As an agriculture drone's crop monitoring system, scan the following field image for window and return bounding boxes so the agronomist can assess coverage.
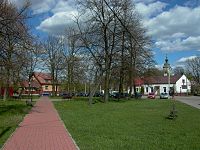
[146,87,148,93]
[136,88,138,92]
[163,87,166,93]
[182,79,185,85]
[182,85,187,89]
[151,87,154,93]
[45,86,48,90]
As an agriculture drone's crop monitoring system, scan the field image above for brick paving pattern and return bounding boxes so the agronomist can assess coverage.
[3,97,78,150]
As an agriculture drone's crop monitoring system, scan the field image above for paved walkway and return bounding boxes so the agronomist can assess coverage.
[175,96,200,109]
[3,97,78,150]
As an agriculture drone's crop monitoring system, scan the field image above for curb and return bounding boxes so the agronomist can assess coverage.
[52,101,80,150]
[1,99,39,150]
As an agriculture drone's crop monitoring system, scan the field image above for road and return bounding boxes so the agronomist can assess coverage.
[175,96,200,109]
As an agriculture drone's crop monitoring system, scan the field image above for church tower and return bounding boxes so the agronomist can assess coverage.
[163,55,171,76]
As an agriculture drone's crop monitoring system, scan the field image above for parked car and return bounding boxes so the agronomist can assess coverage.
[62,93,72,99]
[94,92,104,97]
[111,92,129,99]
[42,92,51,96]
[148,92,156,99]
[134,92,142,99]
[160,92,169,99]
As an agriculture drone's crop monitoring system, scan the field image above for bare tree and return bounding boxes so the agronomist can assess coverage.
[43,36,65,96]
[63,27,86,94]
[173,66,185,75]
[76,0,123,102]
[72,0,155,102]
[186,56,200,94]
[102,0,155,97]
[0,0,32,100]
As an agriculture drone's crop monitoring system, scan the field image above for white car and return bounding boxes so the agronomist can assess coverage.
[160,93,169,99]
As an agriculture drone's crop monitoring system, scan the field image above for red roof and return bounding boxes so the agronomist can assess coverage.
[134,75,182,85]
[34,72,52,85]
[143,75,182,84]
[134,78,144,86]
[21,80,41,88]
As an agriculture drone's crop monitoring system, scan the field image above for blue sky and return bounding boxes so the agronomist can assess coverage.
[11,0,200,69]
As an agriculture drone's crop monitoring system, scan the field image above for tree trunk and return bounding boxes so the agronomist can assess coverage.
[3,88,7,101]
[128,43,134,97]
[88,71,103,105]
[52,69,55,97]
[3,68,10,100]
[119,31,125,98]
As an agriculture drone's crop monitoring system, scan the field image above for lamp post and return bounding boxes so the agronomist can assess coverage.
[163,56,177,119]
[186,78,188,96]
[28,72,33,103]
[163,56,171,96]
[28,80,31,100]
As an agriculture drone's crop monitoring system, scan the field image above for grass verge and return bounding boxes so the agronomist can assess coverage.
[0,100,33,148]
[54,99,200,150]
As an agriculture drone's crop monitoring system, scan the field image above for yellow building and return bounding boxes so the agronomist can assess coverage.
[21,72,59,96]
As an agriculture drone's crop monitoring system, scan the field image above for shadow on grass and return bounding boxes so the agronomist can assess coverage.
[0,127,12,138]
[0,104,31,115]
[72,97,139,104]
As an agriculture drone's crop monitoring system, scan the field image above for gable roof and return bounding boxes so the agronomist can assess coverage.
[33,72,52,85]
[143,75,182,85]
[21,80,41,88]
[134,78,144,86]
[134,75,182,85]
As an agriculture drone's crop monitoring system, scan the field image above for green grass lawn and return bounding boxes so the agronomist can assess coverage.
[0,100,33,148]
[54,99,200,150]
[20,95,40,99]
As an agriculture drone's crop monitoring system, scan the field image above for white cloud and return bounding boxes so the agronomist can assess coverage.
[9,0,56,14]
[155,36,200,52]
[31,0,56,14]
[171,32,186,39]
[134,0,157,4]
[51,0,76,13]
[155,64,164,69]
[177,56,197,63]
[36,0,78,34]
[142,5,200,52]
[145,6,200,39]
[37,11,77,34]
[136,1,167,18]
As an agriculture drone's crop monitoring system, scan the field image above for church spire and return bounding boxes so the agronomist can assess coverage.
[163,55,170,76]
[165,54,168,64]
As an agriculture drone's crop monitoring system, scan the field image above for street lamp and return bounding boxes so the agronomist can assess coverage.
[163,56,177,119]
[163,56,171,96]
[28,72,33,103]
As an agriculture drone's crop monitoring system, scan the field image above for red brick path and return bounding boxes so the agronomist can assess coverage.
[3,97,78,150]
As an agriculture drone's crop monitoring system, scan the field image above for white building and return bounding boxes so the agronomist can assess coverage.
[134,56,191,95]
[141,74,191,95]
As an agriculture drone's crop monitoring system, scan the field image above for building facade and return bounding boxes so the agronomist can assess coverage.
[141,74,191,95]
[21,72,59,96]
[133,57,191,96]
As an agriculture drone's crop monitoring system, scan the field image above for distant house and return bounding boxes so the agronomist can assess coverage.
[137,74,191,95]
[133,56,191,96]
[21,72,60,96]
